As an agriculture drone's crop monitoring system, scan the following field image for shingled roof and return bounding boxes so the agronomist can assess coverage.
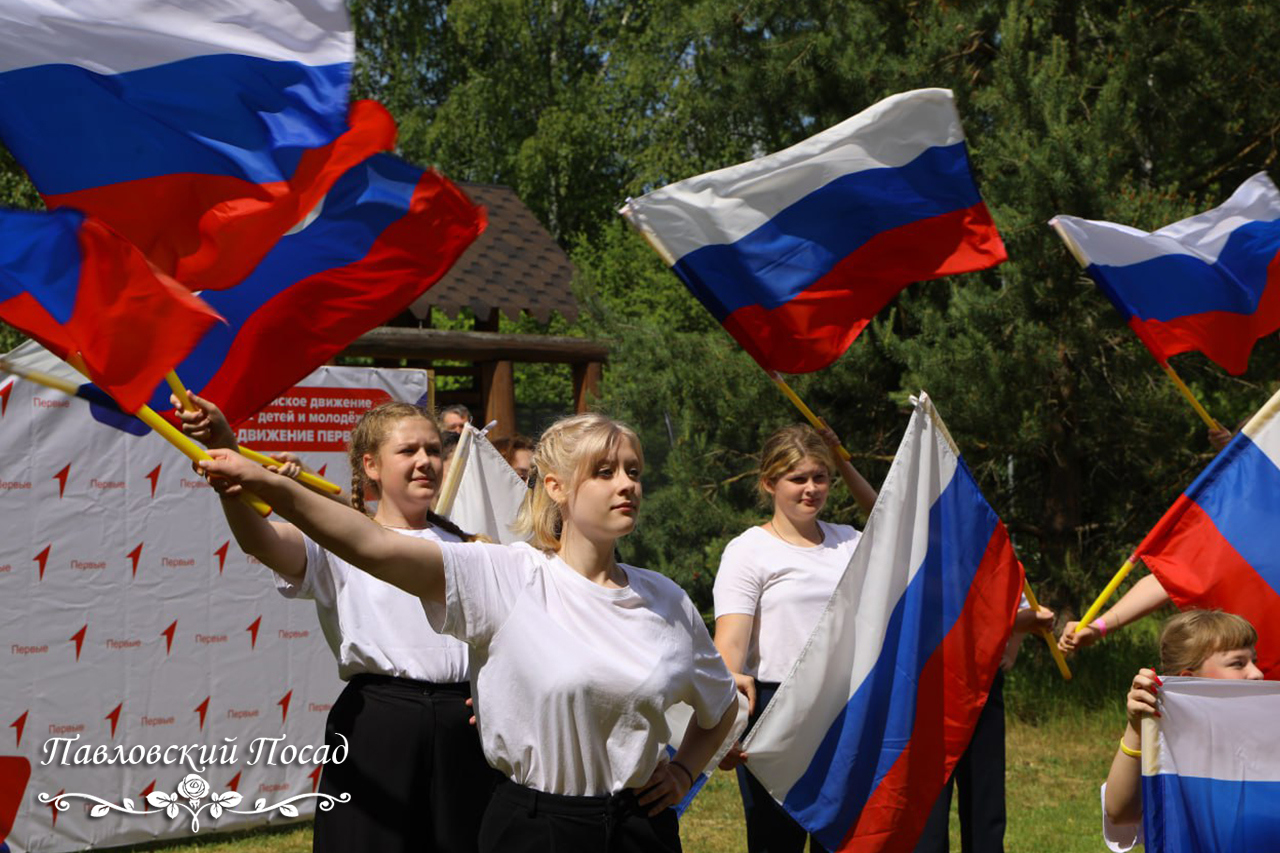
[408,182,579,324]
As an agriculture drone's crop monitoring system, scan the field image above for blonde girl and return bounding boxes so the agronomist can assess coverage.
[712,424,876,853]
[178,397,493,853]
[1103,610,1264,852]
[198,412,740,853]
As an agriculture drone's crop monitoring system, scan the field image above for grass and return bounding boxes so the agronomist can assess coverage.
[108,637,1155,853]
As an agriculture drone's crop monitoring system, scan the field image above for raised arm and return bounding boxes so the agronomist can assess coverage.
[1104,667,1161,825]
[200,448,446,603]
[1059,572,1170,653]
[173,393,307,582]
[817,427,877,516]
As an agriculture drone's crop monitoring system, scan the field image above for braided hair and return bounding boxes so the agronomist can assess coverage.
[347,402,481,543]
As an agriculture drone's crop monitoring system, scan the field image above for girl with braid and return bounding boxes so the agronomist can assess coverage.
[175,396,495,853]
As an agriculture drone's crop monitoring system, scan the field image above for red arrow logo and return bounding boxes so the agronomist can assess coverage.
[70,624,87,661]
[246,616,262,650]
[160,620,177,655]
[214,541,230,575]
[105,703,123,739]
[127,542,144,578]
[278,690,293,725]
[226,771,241,792]
[33,544,50,581]
[52,463,70,498]
[308,765,323,793]
[194,697,210,731]
[317,464,328,479]
[0,378,12,416]
[145,463,162,498]
[47,788,64,827]
[139,779,156,813]
[10,711,27,748]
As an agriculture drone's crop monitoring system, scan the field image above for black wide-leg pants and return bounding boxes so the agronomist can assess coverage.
[313,674,497,853]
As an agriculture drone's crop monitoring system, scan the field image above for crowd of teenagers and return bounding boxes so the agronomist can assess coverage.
[172,394,1258,853]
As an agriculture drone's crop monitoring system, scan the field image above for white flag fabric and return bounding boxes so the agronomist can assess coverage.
[439,424,529,544]
[1141,677,1280,851]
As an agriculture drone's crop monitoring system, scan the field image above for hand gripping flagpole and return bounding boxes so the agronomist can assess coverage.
[1073,555,1137,635]
[0,358,271,517]
[768,371,854,461]
[1050,221,1223,432]
[165,371,342,496]
[1022,578,1071,680]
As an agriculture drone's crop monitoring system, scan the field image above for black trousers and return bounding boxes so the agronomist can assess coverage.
[913,670,1006,853]
[478,776,682,853]
[736,681,829,853]
[314,674,497,853]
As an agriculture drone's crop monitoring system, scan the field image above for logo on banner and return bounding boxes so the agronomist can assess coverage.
[0,378,13,416]
[70,625,87,661]
[105,704,123,739]
[128,543,144,578]
[278,691,293,725]
[9,713,26,748]
[161,620,177,655]
[214,541,230,575]
[52,463,70,498]
[238,388,393,452]
[246,617,262,650]
[145,464,162,498]
[33,544,50,581]
[194,698,210,732]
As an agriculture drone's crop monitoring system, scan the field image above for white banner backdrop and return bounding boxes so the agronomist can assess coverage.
[0,363,428,853]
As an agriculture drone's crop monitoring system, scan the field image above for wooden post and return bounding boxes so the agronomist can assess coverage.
[481,359,515,439]
[573,361,602,413]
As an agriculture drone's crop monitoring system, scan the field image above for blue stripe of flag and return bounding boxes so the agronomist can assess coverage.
[1183,435,1280,602]
[1144,773,1280,852]
[781,460,999,847]
[0,208,85,323]
[0,55,350,193]
[1087,219,1280,323]
[670,142,982,320]
[139,153,419,413]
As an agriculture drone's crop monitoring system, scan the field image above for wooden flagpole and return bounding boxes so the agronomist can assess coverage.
[165,370,342,496]
[1,358,272,516]
[1022,578,1071,680]
[767,371,854,461]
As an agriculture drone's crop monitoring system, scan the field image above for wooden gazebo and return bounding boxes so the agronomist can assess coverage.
[341,182,607,440]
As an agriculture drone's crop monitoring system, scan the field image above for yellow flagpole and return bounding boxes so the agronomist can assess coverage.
[1050,221,1223,431]
[166,370,341,496]
[767,371,853,461]
[1022,578,1071,680]
[1073,556,1136,634]
[2,358,271,517]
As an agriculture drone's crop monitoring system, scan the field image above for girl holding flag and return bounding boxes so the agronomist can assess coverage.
[712,424,876,853]
[198,411,741,853]
[178,397,494,853]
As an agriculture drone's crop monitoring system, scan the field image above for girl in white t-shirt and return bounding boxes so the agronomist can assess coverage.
[179,398,494,853]
[1102,610,1264,852]
[198,412,740,853]
[712,424,877,853]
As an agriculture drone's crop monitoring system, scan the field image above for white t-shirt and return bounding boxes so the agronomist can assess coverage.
[425,540,737,797]
[713,521,861,683]
[275,526,470,683]
[1100,783,1142,852]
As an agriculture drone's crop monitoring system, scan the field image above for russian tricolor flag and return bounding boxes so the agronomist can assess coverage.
[742,393,1024,852]
[1134,384,1280,678]
[0,0,395,292]
[1050,173,1280,375]
[1142,678,1280,851]
[0,209,221,413]
[619,89,1007,373]
[3,154,486,433]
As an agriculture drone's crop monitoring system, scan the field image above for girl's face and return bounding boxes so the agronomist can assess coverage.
[558,441,643,544]
[364,417,443,512]
[1189,646,1265,680]
[766,456,831,525]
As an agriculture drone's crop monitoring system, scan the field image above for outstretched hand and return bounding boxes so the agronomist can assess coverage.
[198,447,270,499]
[172,392,237,449]
[1058,621,1101,654]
